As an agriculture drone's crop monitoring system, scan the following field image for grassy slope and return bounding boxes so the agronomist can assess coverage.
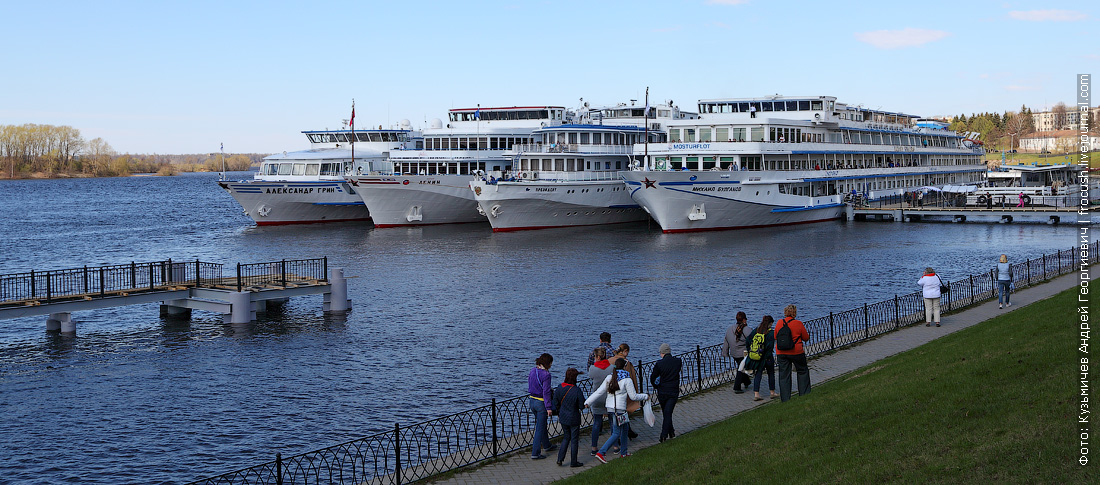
[990,150,1098,169]
[560,288,1090,484]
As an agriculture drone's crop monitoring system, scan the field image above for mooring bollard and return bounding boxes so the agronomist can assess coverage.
[323,267,350,313]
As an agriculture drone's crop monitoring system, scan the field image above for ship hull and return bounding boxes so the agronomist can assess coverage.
[219,181,371,225]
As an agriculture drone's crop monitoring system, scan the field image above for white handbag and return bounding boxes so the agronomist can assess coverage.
[642,398,656,427]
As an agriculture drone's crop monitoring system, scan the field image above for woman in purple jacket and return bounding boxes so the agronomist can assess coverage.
[528,353,556,459]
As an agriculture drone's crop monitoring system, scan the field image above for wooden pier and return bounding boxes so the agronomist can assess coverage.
[846,203,1095,224]
[0,258,350,333]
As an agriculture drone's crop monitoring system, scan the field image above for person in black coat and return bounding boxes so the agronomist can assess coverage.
[649,343,682,442]
[551,367,585,467]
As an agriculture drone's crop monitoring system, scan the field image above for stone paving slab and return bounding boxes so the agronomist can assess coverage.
[431,272,1086,485]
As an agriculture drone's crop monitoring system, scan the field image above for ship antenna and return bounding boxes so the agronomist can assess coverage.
[644,87,649,171]
[350,99,356,173]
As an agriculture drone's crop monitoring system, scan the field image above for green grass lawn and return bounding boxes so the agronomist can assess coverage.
[559,288,1091,484]
[989,150,1098,169]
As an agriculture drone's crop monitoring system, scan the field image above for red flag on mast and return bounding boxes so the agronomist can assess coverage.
[350,103,355,129]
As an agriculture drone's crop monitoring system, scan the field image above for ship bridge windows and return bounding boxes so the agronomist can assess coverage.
[263,163,278,175]
[277,163,293,175]
[449,109,555,122]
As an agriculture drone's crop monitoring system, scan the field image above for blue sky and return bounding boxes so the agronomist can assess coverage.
[0,0,1095,154]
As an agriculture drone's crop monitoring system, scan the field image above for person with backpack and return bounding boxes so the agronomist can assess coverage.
[649,343,682,443]
[745,315,779,401]
[996,255,1013,309]
[917,267,943,327]
[551,368,585,468]
[775,305,811,402]
[722,311,752,393]
[585,358,648,463]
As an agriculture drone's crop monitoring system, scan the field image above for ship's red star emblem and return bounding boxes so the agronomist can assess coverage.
[643,177,656,188]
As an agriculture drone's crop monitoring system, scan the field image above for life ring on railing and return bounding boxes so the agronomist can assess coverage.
[977,195,988,205]
[1022,194,1031,205]
[519,172,528,179]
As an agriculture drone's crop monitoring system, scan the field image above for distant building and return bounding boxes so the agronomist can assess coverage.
[1019,129,1099,152]
[1031,106,1100,132]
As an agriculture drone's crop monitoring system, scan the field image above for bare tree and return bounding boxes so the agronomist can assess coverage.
[1003,112,1031,150]
[1052,102,1068,130]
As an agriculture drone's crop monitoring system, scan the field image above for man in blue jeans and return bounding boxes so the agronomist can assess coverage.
[649,343,682,442]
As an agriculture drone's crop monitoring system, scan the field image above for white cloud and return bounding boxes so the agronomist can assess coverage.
[1008,10,1087,21]
[854,28,951,49]
[706,0,749,5]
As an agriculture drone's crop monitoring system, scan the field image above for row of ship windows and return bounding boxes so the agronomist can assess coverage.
[307,133,409,144]
[449,110,565,122]
[515,158,626,171]
[698,100,827,114]
[776,172,984,197]
[668,126,958,147]
[543,132,649,146]
[654,154,978,171]
[262,162,344,176]
[601,108,673,118]
[424,137,533,151]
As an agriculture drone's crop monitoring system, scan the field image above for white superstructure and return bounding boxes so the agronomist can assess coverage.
[622,95,987,232]
[346,106,567,227]
[220,128,415,225]
[470,101,693,231]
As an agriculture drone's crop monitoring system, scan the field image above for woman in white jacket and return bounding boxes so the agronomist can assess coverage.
[584,358,647,463]
[917,267,943,327]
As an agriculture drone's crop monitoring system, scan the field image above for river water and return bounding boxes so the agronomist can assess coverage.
[0,172,1084,483]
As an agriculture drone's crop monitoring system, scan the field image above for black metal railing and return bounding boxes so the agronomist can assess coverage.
[191,242,1097,485]
[234,257,329,292]
[0,259,223,306]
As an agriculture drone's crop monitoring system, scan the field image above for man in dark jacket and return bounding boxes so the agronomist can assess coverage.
[649,343,682,442]
[551,368,585,467]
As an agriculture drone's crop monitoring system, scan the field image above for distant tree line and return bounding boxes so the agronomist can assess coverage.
[0,123,265,178]
[949,103,1098,152]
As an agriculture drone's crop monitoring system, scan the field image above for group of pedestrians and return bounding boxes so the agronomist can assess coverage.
[525,254,1019,469]
[723,305,812,402]
[916,254,1015,329]
[725,305,812,402]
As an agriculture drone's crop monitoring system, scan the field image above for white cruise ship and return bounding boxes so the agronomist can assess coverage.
[346,106,568,227]
[220,127,414,225]
[470,101,693,231]
[621,95,987,232]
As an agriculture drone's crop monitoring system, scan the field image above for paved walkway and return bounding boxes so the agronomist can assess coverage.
[432,272,1086,485]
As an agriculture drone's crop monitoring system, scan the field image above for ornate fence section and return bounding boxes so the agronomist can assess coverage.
[192,243,1096,485]
[234,258,329,292]
[0,259,223,306]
